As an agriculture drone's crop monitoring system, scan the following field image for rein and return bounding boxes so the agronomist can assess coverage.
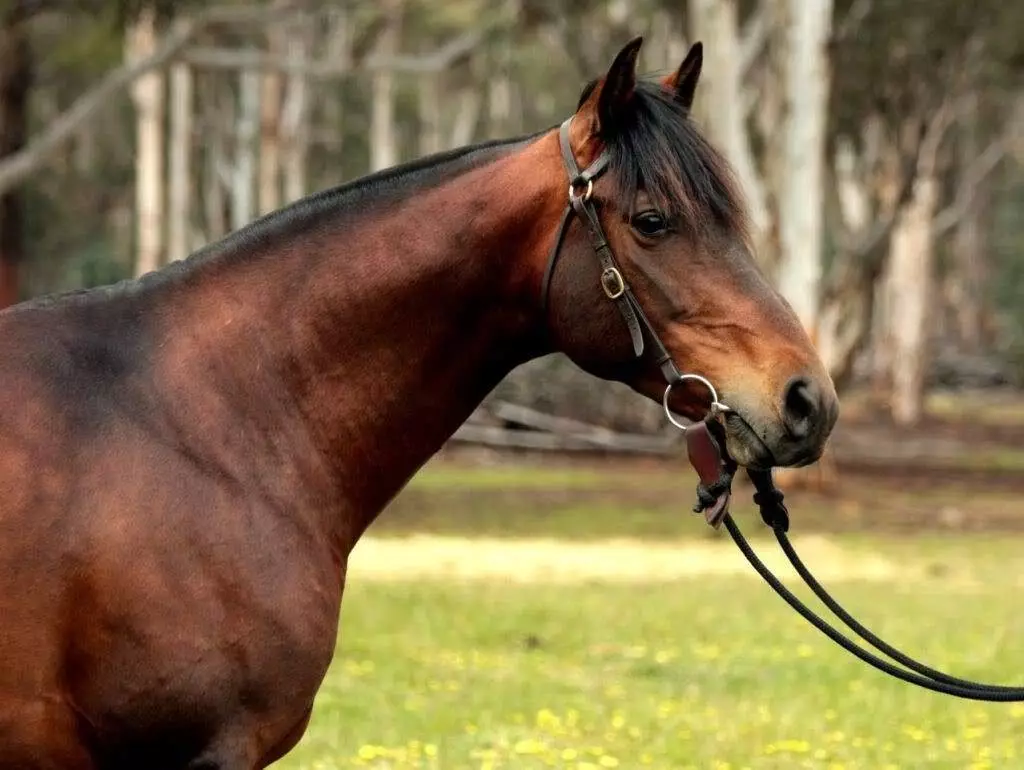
[720,496,1024,702]
[544,116,1024,703]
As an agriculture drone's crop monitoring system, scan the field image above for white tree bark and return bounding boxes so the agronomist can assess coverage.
[888,173,938,425]
[258,47,283,214]
[772,0,833,334]
[282,14,313,203]
[449,87,481,149]
[232,65,261,230]
[126,6,165,277]
[370,1,401,172]
[687,0,769,244]
[487,0,518,139]
[167,62,192,264]
[878,102,955,424]
[418,72,442,157]
[202,73,229,242]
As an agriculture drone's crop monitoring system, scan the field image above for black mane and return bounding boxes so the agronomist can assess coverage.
[581,76,749,241]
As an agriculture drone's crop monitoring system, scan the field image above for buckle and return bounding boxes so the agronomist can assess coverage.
[600,267,625,299]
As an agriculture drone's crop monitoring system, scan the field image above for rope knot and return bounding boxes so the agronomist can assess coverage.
[747,469,790,532]
[693,469,734,514]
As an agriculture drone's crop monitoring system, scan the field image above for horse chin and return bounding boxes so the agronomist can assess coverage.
[721,411,776,471]
[721,410,828,470]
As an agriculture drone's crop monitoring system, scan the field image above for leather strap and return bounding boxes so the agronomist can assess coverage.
[541,115,736,521]
[543,117,685,368]
[685,421,732,527]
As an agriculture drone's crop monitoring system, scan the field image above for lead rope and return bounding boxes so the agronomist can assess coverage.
[717,476,1024,702]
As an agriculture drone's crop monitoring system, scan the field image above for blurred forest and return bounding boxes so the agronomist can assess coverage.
[0,0,1020,440]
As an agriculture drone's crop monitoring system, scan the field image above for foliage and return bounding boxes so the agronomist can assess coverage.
[2,0,1021,417]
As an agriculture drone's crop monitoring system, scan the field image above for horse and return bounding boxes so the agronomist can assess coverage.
[0,37,837,769]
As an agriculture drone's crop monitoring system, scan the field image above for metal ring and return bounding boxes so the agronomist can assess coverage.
[662,374,732,431]
[568,178,593,204]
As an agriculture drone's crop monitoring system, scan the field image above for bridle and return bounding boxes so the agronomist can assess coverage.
[542,115,1024,703]
[541,117,737,523]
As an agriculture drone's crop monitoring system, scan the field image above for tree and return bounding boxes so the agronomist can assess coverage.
[0,1,32,307]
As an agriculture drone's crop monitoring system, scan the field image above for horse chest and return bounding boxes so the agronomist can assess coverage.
[58,507,345,767]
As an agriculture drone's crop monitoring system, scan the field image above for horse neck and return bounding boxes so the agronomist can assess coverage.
[159,132,564,550]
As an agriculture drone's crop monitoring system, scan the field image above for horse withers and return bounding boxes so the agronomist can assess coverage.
[0,37,836,769]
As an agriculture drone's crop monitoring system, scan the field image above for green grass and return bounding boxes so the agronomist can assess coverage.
[272,456,1024,769]
[279,574,1024,769]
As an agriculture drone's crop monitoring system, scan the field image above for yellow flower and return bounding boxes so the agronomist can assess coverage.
[357,745,379,761]
[513,738,545,755]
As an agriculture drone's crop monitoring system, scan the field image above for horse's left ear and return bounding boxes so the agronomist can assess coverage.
[663,41,703,111]
[576,36,643,136]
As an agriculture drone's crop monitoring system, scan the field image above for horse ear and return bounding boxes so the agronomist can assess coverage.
[663,41,703,110]
[578,36,643,135]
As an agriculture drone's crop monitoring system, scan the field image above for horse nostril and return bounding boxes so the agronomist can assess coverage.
[782,375,820,440]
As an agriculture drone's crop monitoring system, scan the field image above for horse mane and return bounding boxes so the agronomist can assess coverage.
[578,75,750,243]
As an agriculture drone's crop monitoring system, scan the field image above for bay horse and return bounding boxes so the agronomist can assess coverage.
[0,38,837,768]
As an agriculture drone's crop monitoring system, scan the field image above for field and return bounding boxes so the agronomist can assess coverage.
[276,392,1024,769]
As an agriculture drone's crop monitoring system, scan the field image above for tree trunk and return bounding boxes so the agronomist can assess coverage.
[0,3,30,307]
[487,0,517,139]
[202,72,229,243]
[418,72,442,157]
[888,172,938,426]
[126,5,165,278]
[687,0,769,253]
[232,64,260,230]
[370,0,401,172]
[773,0,832,334]
[950,95,990,350]
[282,13,313,203]
[817,136,879,387]
[761,0,834,493]
[167,62,192,264]
[448,86,481,149]
[258,24,284,216]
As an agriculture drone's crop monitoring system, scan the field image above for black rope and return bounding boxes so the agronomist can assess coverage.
[722,512,1024,702]
[693,470,733,514]
[772,526,1024,695]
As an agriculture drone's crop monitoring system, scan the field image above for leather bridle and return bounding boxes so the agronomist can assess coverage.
[542,115,1024,703]
[541,117,694,388]
[541,117,741,525]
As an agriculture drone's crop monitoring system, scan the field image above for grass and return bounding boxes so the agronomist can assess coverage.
[280,575,1024,769]
[273,456,1024,769]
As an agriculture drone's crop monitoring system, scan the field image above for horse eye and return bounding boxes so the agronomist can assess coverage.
[630,210,669,238]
